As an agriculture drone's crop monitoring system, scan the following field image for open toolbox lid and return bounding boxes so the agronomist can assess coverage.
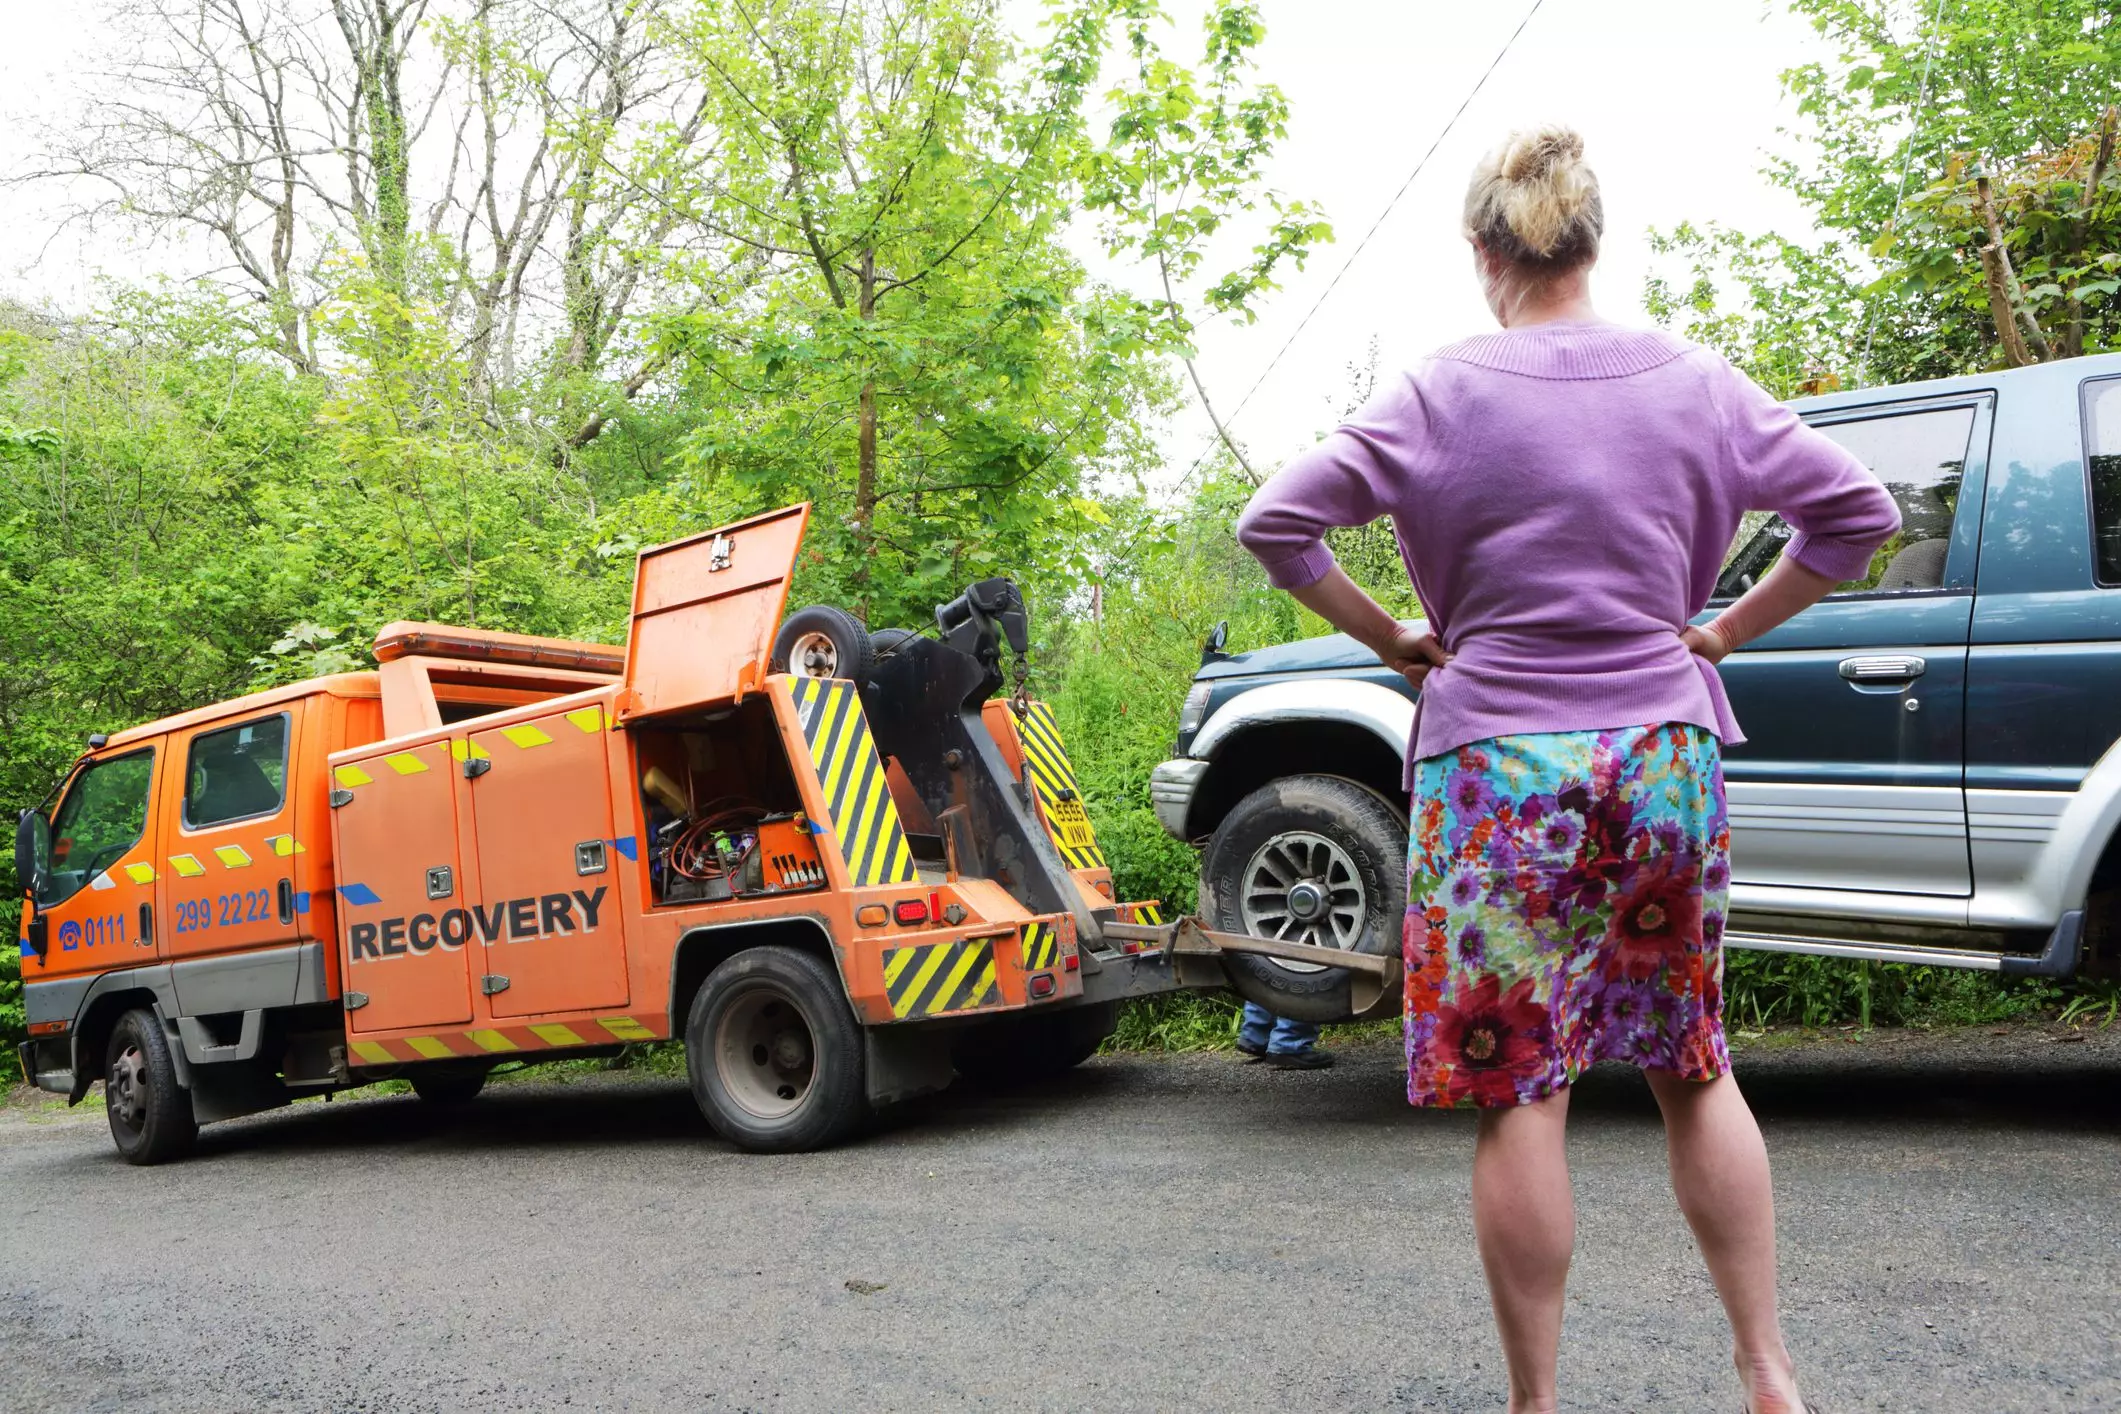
[617,502,811,723]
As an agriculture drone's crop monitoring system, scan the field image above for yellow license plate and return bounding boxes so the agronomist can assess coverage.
[1046,799,1095,849]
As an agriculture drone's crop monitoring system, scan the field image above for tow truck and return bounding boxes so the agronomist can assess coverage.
[14,504,1397,1163]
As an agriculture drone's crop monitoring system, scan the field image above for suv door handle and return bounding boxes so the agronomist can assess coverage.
[1838,654,1926,683]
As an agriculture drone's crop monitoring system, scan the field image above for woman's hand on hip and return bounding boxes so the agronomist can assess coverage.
[1384,626,1451,688]
[1680,623,1732,664]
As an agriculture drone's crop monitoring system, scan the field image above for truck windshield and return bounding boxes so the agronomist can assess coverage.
[41,749,155,907]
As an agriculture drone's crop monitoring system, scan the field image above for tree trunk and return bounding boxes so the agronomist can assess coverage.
[854,250,879,618]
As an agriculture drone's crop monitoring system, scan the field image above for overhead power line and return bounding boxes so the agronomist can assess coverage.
[1114,0,1550,563]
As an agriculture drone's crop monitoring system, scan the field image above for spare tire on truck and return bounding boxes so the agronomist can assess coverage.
[1198,774,1407,1025]
[771,606,874,683]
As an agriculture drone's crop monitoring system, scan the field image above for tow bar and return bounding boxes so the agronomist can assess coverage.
[1096,917,1403,1023]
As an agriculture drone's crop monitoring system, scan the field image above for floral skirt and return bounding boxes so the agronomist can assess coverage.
[1403,723,1732,1109]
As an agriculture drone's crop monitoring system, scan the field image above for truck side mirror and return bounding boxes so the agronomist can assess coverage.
[15,808,50,903]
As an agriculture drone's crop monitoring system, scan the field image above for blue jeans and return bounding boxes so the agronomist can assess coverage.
[1239,1001,1320,1056]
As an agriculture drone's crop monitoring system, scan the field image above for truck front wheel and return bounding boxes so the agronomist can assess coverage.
[104,1008,198,1166]
[686,946,868,1152]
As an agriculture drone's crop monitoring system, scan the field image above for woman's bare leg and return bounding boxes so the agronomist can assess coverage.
[1473,1089,1574,1414]
[1644,1070,1805,1412]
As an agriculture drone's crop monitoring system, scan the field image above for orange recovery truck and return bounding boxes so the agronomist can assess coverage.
[13,505,1397,1164]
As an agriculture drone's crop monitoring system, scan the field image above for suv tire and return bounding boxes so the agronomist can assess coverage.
[686,946,868,1152]
[104,1008,198,1166]
[1200,774,1407,1024]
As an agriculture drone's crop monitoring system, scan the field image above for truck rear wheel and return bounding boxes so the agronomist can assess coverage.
[686,946,867,1152]
[1200,774,1407,1024]
[104,1008,197,1166]
[952,1001,1118,1084]
[410,1068,487,1105]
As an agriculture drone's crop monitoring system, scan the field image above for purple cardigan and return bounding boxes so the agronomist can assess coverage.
[1236,323,1901,774]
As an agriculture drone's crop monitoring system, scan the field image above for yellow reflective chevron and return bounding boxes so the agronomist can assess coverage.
[1019,920,1060,971]
[787,676,918,886]
[882,936,1001,1018]
[1017,701,1106,870]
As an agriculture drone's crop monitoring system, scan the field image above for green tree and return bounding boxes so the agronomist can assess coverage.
[1647,0,2121,388]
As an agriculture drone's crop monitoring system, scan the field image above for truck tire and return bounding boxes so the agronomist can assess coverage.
[686,946,868,1152]
[952,1001,1118,1085]
[771,606,874,683]
[410,1068,487,1105]
[104,1008,198,1166]
[1199,774,1408,1025]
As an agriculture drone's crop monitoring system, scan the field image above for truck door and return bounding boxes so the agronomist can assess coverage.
[29,742,163,977]
[333,739,472,1033]
[162,710,300,963]
[1713,395,1990,898]
[463,704,629,1016]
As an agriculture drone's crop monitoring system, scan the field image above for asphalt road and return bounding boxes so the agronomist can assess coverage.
[4,1026,2119,1413]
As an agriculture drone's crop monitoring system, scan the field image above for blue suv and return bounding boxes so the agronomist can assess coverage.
[1153,354,2121,993]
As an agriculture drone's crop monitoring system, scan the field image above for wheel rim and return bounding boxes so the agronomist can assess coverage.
[789,630,840,679]
[1238,829,1368,971]
[714,984,817,1121]
[108,1044,148,1133]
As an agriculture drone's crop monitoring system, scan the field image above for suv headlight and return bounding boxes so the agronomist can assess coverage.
[1175,681,1212,743]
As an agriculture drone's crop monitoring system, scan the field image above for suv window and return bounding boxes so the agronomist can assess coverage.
[1715,404,1976,599]
[183,714,289,828]
[2081,377,2121,583]
[41,749,155,906]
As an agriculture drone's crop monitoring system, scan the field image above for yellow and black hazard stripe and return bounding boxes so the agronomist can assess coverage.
[346,1014,661,1067]
[1125,902,1163,925]
[1016,701,1106,870]
[1020,919,1060,971]
[788,676,919,887]
[882,935,1001,1018]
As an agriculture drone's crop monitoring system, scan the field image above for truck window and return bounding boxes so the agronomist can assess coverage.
[2082,377,2121,583]
[183,714,289,828]
[41,749,155,907]
[1714,404,1974,599]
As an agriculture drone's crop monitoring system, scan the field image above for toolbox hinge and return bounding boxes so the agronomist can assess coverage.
[343,992,369,1011]
[329,788,354,808]
[461,756,492,780]
[481,975,510,996]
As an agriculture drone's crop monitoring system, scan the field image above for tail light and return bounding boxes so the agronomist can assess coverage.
[893,899,930,926]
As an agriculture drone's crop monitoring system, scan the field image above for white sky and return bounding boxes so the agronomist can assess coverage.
[0,0,1825,480]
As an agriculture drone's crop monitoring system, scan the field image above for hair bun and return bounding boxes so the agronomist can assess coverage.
[1462,123,1603,268]
[1500,126,1586,185]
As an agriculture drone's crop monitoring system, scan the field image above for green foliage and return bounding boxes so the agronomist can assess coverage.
[1724,951,2063,1031]
[1648,0,2121,384]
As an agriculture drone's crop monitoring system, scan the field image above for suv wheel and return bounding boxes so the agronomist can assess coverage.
[1200,774,1407,1023]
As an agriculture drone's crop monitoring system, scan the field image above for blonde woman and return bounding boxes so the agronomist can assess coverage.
[1237,127,1895,1414]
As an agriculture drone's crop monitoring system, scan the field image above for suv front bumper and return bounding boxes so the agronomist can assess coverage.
[1149,757,1209,840]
